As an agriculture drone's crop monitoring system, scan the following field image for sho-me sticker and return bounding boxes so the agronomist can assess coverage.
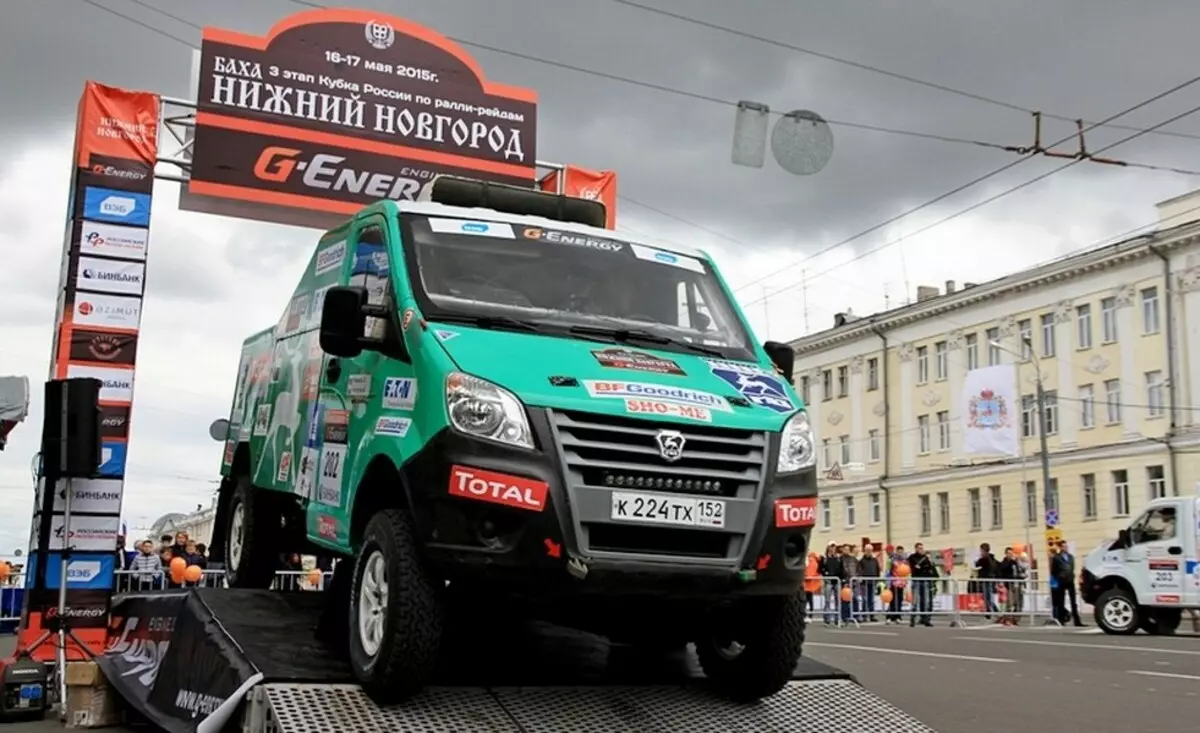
[382,377,417,410]
[583,380,731,412]
[629,243,705,273]
[705,359,794,414]
[592,348,684,376]
[429,218,516,239]
[625,399,711,423]
[375,416,412,437]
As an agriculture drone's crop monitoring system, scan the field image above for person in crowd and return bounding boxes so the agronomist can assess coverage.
[1050,540,1084,626]
[839,544,861,624]
[170,531,190,559]
[907,542,937,627]
[129,539,162,590]
[185,539,208,573]
[996,546,1026,626]
[858,547,881,622]
[820,542,842,626]
[160,534,174,552]
[803,551,822,618]
[195,543,208,559]
[159,546,182,589]
[887,545,907,624]
[975,542,999,619]
[115,534,136,571]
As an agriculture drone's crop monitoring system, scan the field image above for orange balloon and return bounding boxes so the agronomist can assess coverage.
[170,556,187,575]
[170,566,185,584]
[0,563,10,580]
[183,565,203,583]
[880,589,894,604]
[894,562,911,577]
[840,586,853,602]
[307,569,322,586]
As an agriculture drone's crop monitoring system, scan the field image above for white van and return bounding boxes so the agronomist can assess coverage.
[1080,496,1200,635]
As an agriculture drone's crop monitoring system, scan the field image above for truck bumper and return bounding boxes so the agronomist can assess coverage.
[400,408,816,599]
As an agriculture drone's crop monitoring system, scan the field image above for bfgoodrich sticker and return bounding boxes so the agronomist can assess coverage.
[583,380,730,412]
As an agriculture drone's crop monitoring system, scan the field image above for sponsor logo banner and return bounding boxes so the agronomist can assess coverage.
[66,364,135,403]
[77,220,149,261]
[23,552,116,591]
[382,377,417,410]
[72,292,142,330]
[80,153,154,193]
[82,186,152,227]
[75,255,146,296]
[428,218,515,238]
[705,359,795,414]
[538,165,618,229]
[73,81,160,170]
[100,441,128,477]
[40,514,121,552]
[592,348,684,376]
[185,7,538,227]
[70,328,138,365]
[583,380,731,412]
[629,243,705,274]
[774,497,817,528]
[519,226,623,252]
[36,477,124,515]
[448,465,548,512]
[101,405,132,439]
[375,416,412,437]
[624,398,711,423]
[28,588,113,629]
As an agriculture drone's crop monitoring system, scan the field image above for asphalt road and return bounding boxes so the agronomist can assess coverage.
[4,621,1200,732]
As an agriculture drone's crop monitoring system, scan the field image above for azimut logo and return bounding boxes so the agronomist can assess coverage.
[251,146,428,202]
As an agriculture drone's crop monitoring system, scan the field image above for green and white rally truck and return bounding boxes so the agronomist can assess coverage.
[210,177,819,704]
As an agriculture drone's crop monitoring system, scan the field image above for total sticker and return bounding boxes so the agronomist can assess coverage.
[317,443,346,507]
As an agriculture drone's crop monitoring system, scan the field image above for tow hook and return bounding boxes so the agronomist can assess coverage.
[567,556,590,580]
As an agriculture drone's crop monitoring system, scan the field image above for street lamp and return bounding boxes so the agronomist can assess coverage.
[990,337,1055,565]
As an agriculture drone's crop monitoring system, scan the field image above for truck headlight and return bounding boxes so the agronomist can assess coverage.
[777,410,815,474]
[445,372,534,449]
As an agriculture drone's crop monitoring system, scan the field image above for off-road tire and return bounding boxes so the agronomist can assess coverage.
[223,476,279,588]
[1139,608,1182,636]
[316,558,353,659]
[1095,588,1139,635]
[348,509,444,704]
[695,593,806,703]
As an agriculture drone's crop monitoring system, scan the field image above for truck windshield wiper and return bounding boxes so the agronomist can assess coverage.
[433,313,541,333]
[567,324,725,357]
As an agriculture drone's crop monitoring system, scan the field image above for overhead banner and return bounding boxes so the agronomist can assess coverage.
[181,7,539,229]
[539,165,618,229]
[16,80,159,664]
[962,364,1020,457]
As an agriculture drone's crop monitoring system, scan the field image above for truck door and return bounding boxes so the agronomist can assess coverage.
[1124,501,1185,606]
[305,218,399,550]
[1186,498,1200,606]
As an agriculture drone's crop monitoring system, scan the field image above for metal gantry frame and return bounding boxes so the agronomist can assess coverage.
[151,96,567,193]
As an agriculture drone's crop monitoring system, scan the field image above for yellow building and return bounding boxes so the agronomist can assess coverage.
[788,190,1200,571]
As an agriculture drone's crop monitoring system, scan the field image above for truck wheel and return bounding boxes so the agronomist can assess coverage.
[695,594,805,702]
[223,476,278,588]
[348,509,444,704]
[1095,588,1139,635]
[1139,609,1182,636]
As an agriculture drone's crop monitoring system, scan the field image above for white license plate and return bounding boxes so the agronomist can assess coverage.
[610,491,726,528]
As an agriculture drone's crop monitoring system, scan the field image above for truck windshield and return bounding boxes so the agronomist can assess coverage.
[404,215,756,360]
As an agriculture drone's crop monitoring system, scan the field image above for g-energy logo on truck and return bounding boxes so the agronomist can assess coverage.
[252,145,435,202]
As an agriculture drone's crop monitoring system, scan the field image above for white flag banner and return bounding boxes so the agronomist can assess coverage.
[961,364,1019,457]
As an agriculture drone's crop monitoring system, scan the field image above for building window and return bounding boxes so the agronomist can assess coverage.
[820,498,831,529]
[1079,383,1095,428]
[989,485,1003,529]
[839,435,850,465]
[1018,319,1032,360]
[822,369,832,400]
[821,438,831,468]
[918,414,931,454]
[938,492,951,533]
[1042,390,1058,435]
[868,429,881,462]
[935,341,948,380]
[1112,469,1130,516]
[1142,286,1160,334]
[1105,380,1122,423]
[1101,297,1118,342]
[1021,395,1036,438]
[986,327,1001,365]
[937,410,950,451]
[969,488,982,531]
[845,496,856,528]
[867,357,879,391]
[800,375,811,405]
[919,495,931,536]
[1040,313,1055,357]
[1148,465,1167,500]
[1024,481,1037,527]
[1146,370,1165,418]
[1076,303,1092,349]
[837,366,848,397]
[869,492,882,525]
[1046,477,1059,515]
[965,333,978,370]
[1082,473,1097,520]
[916,346,929,384]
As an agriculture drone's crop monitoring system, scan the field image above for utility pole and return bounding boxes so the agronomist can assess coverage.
[801,269,810,334]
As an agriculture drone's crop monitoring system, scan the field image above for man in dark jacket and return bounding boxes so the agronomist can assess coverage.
[819,543,842,625]
[1050,540,1084,626]
[907,543,937,627]
[859,549,881,622]
[975,543,999,619]
[839,544,861,623]
[996,546,1026,626]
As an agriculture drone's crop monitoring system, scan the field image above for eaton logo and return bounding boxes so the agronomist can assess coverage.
[83,187,151,226]
[381,377,417,411]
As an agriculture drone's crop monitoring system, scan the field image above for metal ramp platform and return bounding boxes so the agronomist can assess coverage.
[243,679,938,732]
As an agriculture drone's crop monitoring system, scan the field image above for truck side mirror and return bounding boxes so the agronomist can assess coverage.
[320,286,369,358]
[763,341,795,383]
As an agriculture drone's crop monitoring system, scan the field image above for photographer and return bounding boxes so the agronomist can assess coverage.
[906,543,937,627]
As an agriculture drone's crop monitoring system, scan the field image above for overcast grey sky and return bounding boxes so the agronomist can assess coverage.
[2,0,1200,553]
